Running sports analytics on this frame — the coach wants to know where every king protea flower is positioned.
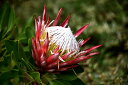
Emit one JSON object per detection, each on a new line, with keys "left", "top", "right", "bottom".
{"left": 32, "top": 6, "right": 102, "bottom": 73}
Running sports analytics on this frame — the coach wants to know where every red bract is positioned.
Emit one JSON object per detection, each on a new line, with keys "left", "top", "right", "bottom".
{"left": 32, "top": 5, "right": 102, "bottom": 73}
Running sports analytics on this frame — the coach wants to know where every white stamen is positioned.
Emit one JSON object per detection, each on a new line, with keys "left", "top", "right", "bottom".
{"left": 46, "top": 26, "right": 80, "bottom": 52}
{"left": 48, "top": 20, "right": 54, "bottom": 26}
{"left": 50, "top": 51, "right": 54, "bottom": 54}
{"left": 74, "top": 51, "right": 86, "bottom": 58}
{"left": 59, "top": 56, "right": 65, "bottom": 62}
{"left": 78, "top": 39, "right": 84, "bottom": 46}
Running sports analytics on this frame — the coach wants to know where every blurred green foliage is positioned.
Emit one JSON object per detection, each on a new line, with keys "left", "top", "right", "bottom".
{"left": 0, "top": 0, "right": 128, "bottom": 85}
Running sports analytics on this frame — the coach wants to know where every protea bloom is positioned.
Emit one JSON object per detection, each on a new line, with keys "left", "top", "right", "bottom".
{"left": 32, "top": 6, "right": 102, "bottom": 73}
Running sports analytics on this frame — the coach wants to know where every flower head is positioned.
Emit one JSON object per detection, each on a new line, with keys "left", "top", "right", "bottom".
{"left": 32, "top": 5, "right": 102, "bottom": 73}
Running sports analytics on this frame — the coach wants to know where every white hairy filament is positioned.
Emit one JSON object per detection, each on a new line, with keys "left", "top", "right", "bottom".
{"left": 46, "top": 26, "right": 80, "bottom": 53}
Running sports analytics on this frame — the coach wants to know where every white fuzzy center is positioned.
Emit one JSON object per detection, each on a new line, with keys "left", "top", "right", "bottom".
{"left": 46, "top": 26, "right": 79, "bottom": 52}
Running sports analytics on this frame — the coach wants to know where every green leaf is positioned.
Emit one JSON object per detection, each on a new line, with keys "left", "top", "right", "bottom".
{"left": 69, "top": 78, "right": 85, "bottom": 85}
{"left": 56, "top": 66, "right": 84, "bottom": 81}
{"left": 49, "top": 80, "right": 70, "bottom": 85}
{"left": 5, "top": 40, "right": 26, "bottom": 60}
{"left": 5, "top": 40, "right": 18, "bottom": 58}
{"left": 0, "top": 70, "right": 20, "bottom": 85}
{"left": 25, "top": 26, "right": 34, "bottom": 40}
{"left": 21, "top": 58, "right": 34, "bottom": 71}
{"left": 56, "top": 72, "right": 77, "bottom": 81}
{"left": 72, "top": 66, "right": 84, "bottom": 73}
{"left": 30, "top": 72, "right": 42, "bottom": 84}
{"left": 16, "top": 32, "right": 27, "bottom": 41}
{"left": 0, "top": 3, "right": 16, "bottom": 39}
{"left": 4, "top": 40, "right": 32, "bottom": 70}
{"left": 7, "top": 7, "right": 16, "bottom": 33}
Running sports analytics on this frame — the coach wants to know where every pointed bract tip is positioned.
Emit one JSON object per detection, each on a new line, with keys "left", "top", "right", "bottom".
{"left": 43, "top": 5, "right": 47, "bottom": 21}
{"left": 52, "top": 8, "right": 63, "bottom": 26}
{"left": 89, "top": 52, "right": 100, "bottom": 56}
{"left": 61, "top": 15, "right": 70, "bottom": 27}
{"left": 80, "top": 37, "right": 91, "bottom": 47}
{"left": 74, "top": 24, "right": 89, "bottom": 38}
